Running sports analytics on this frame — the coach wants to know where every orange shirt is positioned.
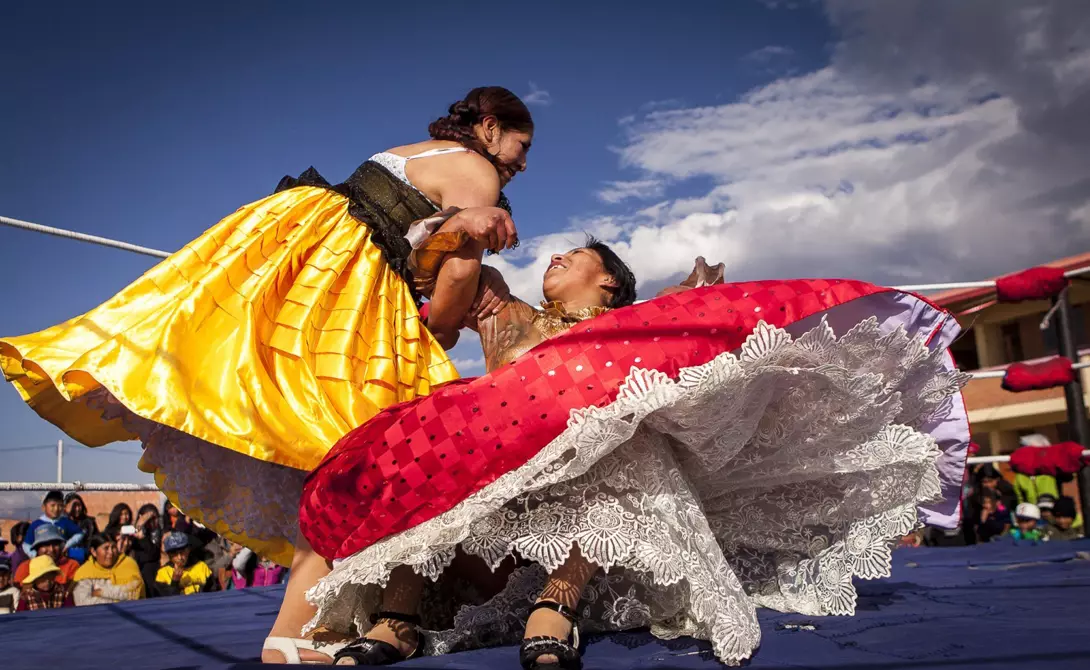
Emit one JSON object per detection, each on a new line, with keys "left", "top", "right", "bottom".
{"left": 14, "top": 555, "right": 80, "bottom": 586}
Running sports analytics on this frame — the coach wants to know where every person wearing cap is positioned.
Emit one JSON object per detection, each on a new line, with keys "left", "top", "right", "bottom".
{"left": 0, "top": 557, "right": 19, "bottom": 614}
{"left": 1009, "top": 502, "right": 1043, "bottom": 543}
{"left": 1034, "top": 493, "right": 1057, "bottom": 530}
{"left": 15, "top": 555, "right": 74, "bottom": 611}
{"left": 13, "top": 524, "right": 80, "bottom": 586}
{"left": 73, "top": 533, "right": 145, "bottom": 605}
{"left": 23, "top": 490, "right": 84, "bottom": 557}
{"left": 154, "top": 533, "right": 213, "bottom": 596}
{"left": 1044, "top": 496, "right": 1082, "bottom": 541}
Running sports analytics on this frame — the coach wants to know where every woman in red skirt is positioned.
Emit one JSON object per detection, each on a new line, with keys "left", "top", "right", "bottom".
{"left": 300, "top": 234, "right": 970, "bottom": 667}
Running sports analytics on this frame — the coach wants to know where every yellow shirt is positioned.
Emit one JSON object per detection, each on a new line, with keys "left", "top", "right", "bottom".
{"left": 155, "top": 561, "right": 212, "bottom": 595}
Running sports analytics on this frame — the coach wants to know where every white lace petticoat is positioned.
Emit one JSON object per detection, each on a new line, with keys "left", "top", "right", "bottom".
{"left": 303, "top": 312, "right": 970, "bottom": 665}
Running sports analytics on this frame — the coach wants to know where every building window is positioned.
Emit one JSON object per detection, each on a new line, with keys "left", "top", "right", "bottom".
{"left": 1000, "top": 321, "right": 1024, "bottom": 364}
{"left": 950, "top": 333, "right": 980, "bottom": 370}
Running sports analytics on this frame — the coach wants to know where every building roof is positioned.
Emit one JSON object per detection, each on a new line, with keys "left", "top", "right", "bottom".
{"left": 930, "top": 250, "right": 1090, "bottom": 309}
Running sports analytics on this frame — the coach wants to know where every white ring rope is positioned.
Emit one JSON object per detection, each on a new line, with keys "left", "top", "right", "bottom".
{"left": 4, "top": 214, "right": 1090, "bottom": 291}
{"left": 1, "top": 215, "right": 170, "bottom": 259}
{"left": 0, "top": 481, "right": 159, "bottom": 492}
{"left": 967, "top": 449, "right": 1090, "bottom": 466}
{"left": 1, "top": 215, "right": 1088, "bottom": 491}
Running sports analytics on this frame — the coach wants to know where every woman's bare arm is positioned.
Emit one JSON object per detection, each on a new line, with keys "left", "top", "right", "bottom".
{"left": 426, "top": 240, "right": 487, "bottom": 349}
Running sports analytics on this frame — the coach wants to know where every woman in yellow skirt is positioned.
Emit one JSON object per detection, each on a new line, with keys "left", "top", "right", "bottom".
{"left": 0, "top": 86, "right": 533, "bottom": 663}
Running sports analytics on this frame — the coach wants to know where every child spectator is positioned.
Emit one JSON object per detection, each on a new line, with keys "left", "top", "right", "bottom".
{"left": 64, "top": 493, "right": 100, "bottom": 550}
{"left": 8, "top": 522, "right": 30, "bottom": 574}
{"left": 230, "top": 546, "right": 286, "bottom": 589}
{"left": 154, "top": 533, "right": 213, "bottom": 596}
{"left": 975, "top": 490, "right": 1010, "bottom": 542}
{"left": 16, "top": 555, "right": 74, "bottom": 611}
{"left": 14, "top": 525, "right": 80, "bottom": 586}
{"left": 73, "top": 534, "right": 145, "bottom": 605}
{"left": 1044, "top": 497, "right": 1081, "bottom": 541}
{"left": 0, "top": 557, "right": 18, "bottom": 614}
{"left": 23, "top": 490, "right": 84, "bottom": 557}
{"left": 1009, "top": 502, "right": 1043, "bottom": 543}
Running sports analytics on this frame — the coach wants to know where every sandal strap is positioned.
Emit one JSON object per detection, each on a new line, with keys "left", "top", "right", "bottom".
{"left": 520, "top": 636, "right": 582, "bottom": 670}
{"left": 334, "top": 638, "right": 403, "bottom": 665}
{"left": 369, "top": 610, "right": 422, "bottom": 627}
{"left": 528, "top": 600, "right": 580, "bottom": 624}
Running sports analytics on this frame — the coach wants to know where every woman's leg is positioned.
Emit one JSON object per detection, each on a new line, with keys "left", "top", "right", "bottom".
{"left": 524, "top": 545, "right": 599, "bottom": 664}
{"left": 262, "top": 530, "right": 348, "bottom": 663}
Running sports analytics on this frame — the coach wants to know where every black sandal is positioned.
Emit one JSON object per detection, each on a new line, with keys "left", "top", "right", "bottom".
{"left": 331, "top": 611, "right": 424, "bottom": 666}
{"left": 519, "top": 601, "right": 582, "bottom": 670}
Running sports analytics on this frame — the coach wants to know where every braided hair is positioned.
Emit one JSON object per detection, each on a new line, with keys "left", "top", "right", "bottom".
{"left": 429, "top": 87, "right": 531, "bottom": 215}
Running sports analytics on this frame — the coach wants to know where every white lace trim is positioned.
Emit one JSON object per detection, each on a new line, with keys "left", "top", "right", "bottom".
{"left": 303, "top": 317, "right": 968, "bottom": 664}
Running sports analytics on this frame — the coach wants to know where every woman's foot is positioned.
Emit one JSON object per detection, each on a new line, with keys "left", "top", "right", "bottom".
{"left": 520, "top": 601, "right": 581, "bottom": 669}
{"left": 261, "top": 627, "right": 354, "bottom": 664}
{"left": 333, "top": 615, "right": 421, "bottom": 666}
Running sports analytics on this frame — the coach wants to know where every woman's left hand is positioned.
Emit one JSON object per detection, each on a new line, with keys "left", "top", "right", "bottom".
{"left": 466, "top": 266, "right": 510, "bottom": 321}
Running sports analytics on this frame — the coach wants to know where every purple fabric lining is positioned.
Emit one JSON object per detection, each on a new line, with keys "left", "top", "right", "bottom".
{"left": 781, "top": 292, "right": 969, "bottom": 530}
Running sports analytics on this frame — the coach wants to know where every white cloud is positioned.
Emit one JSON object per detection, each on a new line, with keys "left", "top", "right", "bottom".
{"left": 523, "top": 82, "right": 552, "bottom": 107}
{"left": 745, "top": 45, "right": 795, "bottom": 63}
{"left": 596, "top": 179, "right": 666, "bottom": 204}
{"left": 451, "top": 357, "right": 486, "bottom": 374}
{"left": 489, "top": 1, "right": 1090, "bottom": 302}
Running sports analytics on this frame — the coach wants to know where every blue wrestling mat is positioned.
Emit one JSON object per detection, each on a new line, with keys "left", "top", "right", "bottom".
{"left": 3, "top": 540, "right": 1088, "bottom": 669}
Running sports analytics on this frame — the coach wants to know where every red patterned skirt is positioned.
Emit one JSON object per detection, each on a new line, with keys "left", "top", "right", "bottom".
{"left": 298, "top": 280, "right": 970, "bottom": 664}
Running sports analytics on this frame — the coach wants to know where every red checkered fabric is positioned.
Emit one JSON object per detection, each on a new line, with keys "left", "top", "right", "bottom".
{"left": 300, "top": 279, "right": 891, "bottom": 560}
{"left": 994, "top": 267, "right": 1068, "bottom": 303}
{"left": 1001, "top": 356, "right": 1076, "bottom": 392}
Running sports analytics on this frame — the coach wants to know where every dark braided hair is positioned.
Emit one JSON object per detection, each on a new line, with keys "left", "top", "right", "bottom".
{"left": 430, "top": 87, "right": 527, "bottom": 220}
{"left": 428, "top": 86, "right": 533, "bottom": 161}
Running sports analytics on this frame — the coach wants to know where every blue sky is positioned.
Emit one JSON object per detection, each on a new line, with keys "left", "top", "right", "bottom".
{"left": 4, "top": 1, "right": 1089, "bottom": 487}
{"left": 0, "top": 1, "right": 829, "bottom": 484}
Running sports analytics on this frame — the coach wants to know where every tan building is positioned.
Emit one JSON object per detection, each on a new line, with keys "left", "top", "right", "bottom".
{"left": 935, "top": 252, "right": 1090, "bottom": 455}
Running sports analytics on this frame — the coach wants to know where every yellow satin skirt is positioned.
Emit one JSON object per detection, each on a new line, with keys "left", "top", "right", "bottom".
{"left": 0, "top": 186, "right": 458, "bottom": 564}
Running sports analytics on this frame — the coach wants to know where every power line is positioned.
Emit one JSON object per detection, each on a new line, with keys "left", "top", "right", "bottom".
{"left": 0, "top": 444, "right": 54, "bottom": 454}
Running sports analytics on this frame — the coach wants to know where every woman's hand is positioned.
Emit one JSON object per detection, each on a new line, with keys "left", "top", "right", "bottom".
{"left": 448, "top": 207, "right": 518, "bottom": 253}
{"left": 466, "top": 266, "right": 510, "bottom": 321}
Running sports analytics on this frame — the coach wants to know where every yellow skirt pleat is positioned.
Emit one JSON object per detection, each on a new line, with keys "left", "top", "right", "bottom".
{"left": 0, "top": 186, "right": 458, "bottom": 563}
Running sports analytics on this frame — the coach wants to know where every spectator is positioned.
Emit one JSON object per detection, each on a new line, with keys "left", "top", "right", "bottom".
{"left": 1009, "top": 502, "right": 1043, "bottom": 543}
{"left": 130, "top": 504, "right": 162, "bottom": 594}
{"left": 0, "top": 557, "right": 18, "bottom": 614}
{"left": 103, "top": 503, "right": 134, "bottom": 539}
{"left": 1044, "top": 497, "right": 1081, "bottom": 542}
{"left": 230, "top": 547, "right": 286, "bottom": 589}
{"left": 162, "top": 500, "right": 195, "bottom": 536}
{"left": 8, "top": 522, "right": 30, "bottom": 574}
{"left": 13, "top": 525, "right": 80, "bottom": 586}
{"left": 975, "top": 490, "right": 1010, "bottom": 543}
{"left": 976, "top": 464, "right": 1017, "bottom": 511}
{"left": 64, "top": 493, "right": 100, "bottom": 549}
{"left": 23, "top": 490, "right": 84, "bottom": 557}
{"left": 0, "top": 538, "right": 8, "bottom": 563}
{"left": 115, "top": 526, "right": 137, "bottom": 558}
{"left": 154, "top": 533, "right": 213, "bottom": 596}
{"left": 72, "top": 534, "right": 145, "bottom": 606}
{"left": 925, "top": 525, "right": 967, "bottom": 547}
{"left": 16, "top": 555, "right": 74, "bottom": 611}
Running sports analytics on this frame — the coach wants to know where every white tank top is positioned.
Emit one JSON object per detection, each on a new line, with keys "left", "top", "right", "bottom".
{"left": 368, "top": 147, "right": 469, "bottom": 207}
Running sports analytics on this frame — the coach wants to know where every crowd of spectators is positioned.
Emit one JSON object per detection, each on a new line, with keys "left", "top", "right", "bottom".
{"left": 0, "top": 490, "right": 287, "bottom": 614}
{"left": 898, "top": 462, "right": 1085, "bottom": 548}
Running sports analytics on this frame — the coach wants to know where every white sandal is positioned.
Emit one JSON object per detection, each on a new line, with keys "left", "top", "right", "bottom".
{"left": 262, "top": 636, "right": 350, "bottom": 665}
